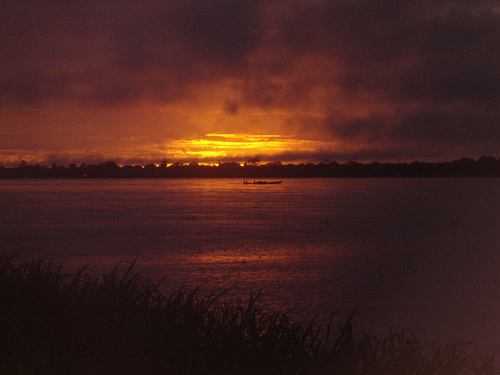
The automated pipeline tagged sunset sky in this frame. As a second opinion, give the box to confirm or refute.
[1,0,499,167]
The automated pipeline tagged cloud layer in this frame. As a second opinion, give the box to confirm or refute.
[1,0,499,165]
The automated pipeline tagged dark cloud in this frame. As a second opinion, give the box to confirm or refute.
[224,101,239,115]
[282,1,500,103]
[319,104,500,162]
[111,2,262,71]
[397,10,500,104]
[324,102,500,142]
[276,1,500,156]
[3,1,498,107]
[173,1,263,64]
[394,105,500,143]
[1,70,70,106]
[324,113,389,144]
[0,0,265,107]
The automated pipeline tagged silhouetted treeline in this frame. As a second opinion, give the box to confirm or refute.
[1,156,500,178]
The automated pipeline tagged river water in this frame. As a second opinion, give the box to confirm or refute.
[1,178,499,352]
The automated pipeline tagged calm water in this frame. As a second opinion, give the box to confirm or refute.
[1,178,499,351]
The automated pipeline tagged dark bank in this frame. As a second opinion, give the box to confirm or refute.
[1,156,500,179]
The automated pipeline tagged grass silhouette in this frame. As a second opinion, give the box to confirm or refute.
[0,253,496,374]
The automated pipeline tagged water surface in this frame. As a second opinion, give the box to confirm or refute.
[1,178,499,351]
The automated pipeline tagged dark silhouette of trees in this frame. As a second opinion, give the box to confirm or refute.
[1,157,500,179]
[245,157,261,167]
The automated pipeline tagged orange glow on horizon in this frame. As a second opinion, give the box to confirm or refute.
[162,133,338,162]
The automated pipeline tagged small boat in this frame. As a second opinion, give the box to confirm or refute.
[244,180,283,185]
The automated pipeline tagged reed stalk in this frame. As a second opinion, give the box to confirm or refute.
[0,253,496,375]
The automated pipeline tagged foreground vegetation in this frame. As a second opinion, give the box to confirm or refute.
[0,254,496,375]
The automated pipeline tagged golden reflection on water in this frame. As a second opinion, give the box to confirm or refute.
[190,246,313,265]
[193,252,274,264]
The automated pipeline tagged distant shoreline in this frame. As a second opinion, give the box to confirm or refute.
[1,156,500,178]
